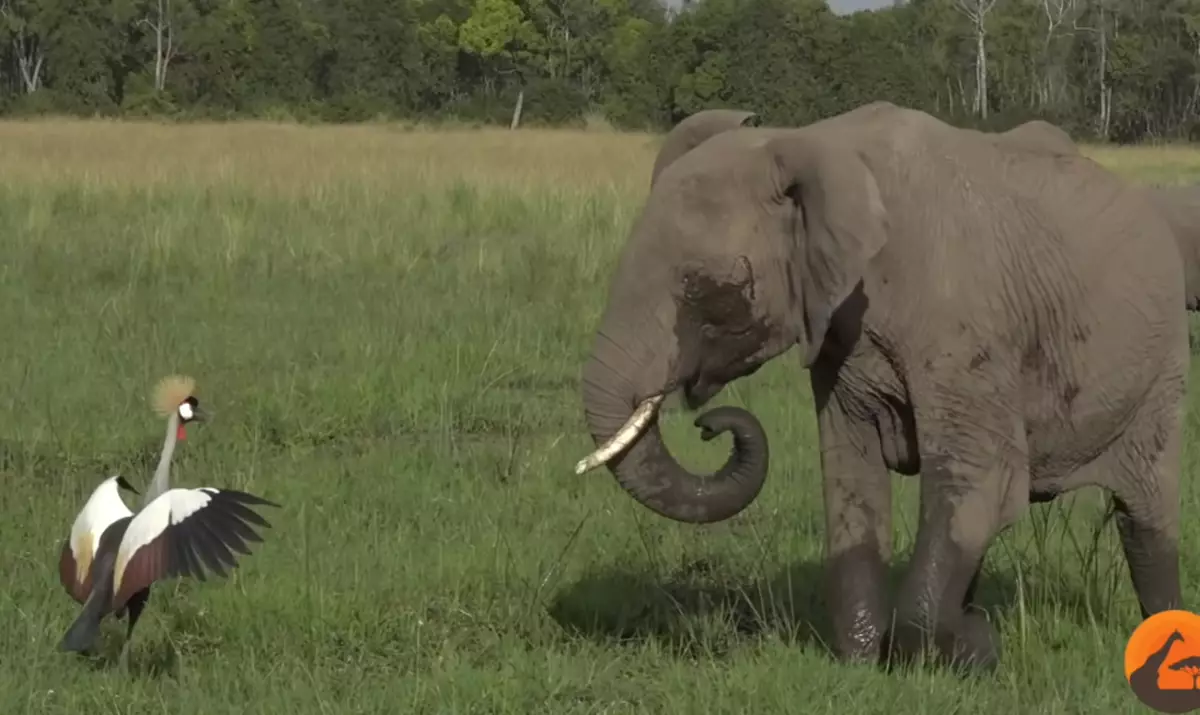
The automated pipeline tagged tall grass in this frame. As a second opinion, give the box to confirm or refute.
[0,120,1197,714]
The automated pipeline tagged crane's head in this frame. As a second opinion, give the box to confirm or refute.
[152,374,208,441]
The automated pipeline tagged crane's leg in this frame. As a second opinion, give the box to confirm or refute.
[118,588,150,672]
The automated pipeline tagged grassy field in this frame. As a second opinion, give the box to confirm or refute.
[2,119,1200,714]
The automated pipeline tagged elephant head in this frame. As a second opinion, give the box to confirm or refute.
[577,116,889,524]
[649,109,761,188]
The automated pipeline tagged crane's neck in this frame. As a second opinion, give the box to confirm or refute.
[144,412,180,507]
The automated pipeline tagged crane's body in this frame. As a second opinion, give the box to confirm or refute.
[59,503,145,653]
[56,376,279,665]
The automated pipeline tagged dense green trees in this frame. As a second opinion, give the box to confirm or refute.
[1,0,1197,141]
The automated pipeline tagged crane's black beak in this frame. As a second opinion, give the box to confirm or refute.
[115,475,141,495]
[193,405,212,423]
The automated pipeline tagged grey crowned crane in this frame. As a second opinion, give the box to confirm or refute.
[56,375,279,663]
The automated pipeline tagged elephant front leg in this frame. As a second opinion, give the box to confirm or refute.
[818,397,893,663]
[889,465,1004,671]
[889,376,1027,673]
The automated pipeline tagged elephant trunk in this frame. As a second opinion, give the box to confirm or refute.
[578,324,770,524]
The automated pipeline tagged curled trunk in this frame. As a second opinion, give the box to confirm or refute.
[580,350,770,524]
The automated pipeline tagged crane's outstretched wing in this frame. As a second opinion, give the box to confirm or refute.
[111,487,279,609]
[58,477,134,604]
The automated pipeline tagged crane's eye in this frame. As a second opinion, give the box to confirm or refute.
[178,401,195,421]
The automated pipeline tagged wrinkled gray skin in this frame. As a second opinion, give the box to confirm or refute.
[995,120,1200,311]
[580,102,1187,671]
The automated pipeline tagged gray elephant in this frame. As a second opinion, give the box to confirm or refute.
[991,121,1200,311]
[993,119,1079,156]
[1146,186,1200,310]
[574,102,1188,671]
[650,109,761,188]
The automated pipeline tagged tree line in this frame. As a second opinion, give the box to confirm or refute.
[0,0,1195,142]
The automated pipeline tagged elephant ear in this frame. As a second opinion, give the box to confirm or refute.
[650,109,760,188]
[767,134,889,368]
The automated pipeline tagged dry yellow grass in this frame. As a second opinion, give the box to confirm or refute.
[1083,143,1200,185]
[0,120,659,199]
[1,120,1197,203]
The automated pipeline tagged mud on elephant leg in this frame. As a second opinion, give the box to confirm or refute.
[888,376,1026,672]
[817,391,893,663]
[889,463,1004,672]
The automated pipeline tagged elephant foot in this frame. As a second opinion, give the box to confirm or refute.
[831,608,887,664]
[888,610,999,674]
[826,545,889,663]
[937,611,999,673]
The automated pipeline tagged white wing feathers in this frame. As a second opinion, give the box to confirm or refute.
[58,476,133,604]
[111,487,278,609]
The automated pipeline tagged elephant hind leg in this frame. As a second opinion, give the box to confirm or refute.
[1106,383,1185,619]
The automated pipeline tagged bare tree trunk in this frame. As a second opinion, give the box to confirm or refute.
[976,26,988,118]
[955,0,999,119]
[139,0,176,92]
[510,89,524,130]
[1,0,44,93]
[1040,0,1077,108]
[1188,27,1200,128]
[1072,0,1112,140]
[1098,4,1111,139]
[15,40,43,93]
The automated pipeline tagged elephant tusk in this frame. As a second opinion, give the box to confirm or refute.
[574,394,665,475]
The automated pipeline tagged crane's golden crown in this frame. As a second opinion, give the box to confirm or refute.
[152,375,196,418]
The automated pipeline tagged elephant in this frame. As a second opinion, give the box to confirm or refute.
[574,101,1188,672]
[985,121,1200,310]
[649,109,761,188]
[1145,186,1200,311]
[993,119,1079,156]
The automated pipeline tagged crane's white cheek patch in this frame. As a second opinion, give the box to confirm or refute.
[178,402,194,421]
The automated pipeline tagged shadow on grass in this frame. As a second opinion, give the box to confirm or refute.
[548,555,1122,661]
[64,637,180,679]
[548,558,865,659]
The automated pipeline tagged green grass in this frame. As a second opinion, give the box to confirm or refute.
[1,124,1198,714]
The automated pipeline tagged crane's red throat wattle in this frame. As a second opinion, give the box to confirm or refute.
[177,424,187,441]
